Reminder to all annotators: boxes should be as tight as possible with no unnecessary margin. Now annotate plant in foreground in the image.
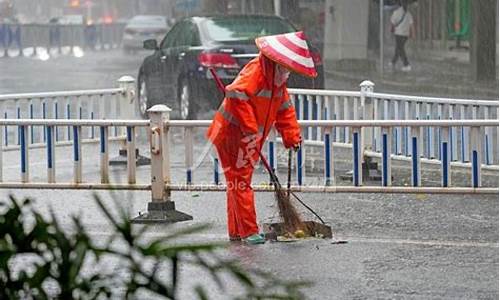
[0,194,308,299]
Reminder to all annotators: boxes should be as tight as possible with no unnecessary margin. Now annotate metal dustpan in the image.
[262,221,333,241]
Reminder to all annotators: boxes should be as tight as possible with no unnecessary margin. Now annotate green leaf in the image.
[93,194,120,230]
[227,264,254,288]
[29,263,51,287]
[195,285,209,300]
[68,242,88,281]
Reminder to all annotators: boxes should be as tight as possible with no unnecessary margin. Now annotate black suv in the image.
[137,15,325,119]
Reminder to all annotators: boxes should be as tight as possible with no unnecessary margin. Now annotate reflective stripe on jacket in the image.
[207,56,301,149]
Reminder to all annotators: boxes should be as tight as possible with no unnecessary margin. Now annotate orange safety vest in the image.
[207,56,301,149]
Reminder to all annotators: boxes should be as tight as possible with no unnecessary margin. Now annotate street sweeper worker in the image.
[207,31,318,245]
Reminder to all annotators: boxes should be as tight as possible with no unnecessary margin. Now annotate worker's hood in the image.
[274,64,290,87]
[259,53,275,85]
[258,53,289,87]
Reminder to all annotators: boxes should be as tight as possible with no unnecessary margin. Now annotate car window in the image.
[160,23,182,49]
[188,24,201,46]
[172,22,189,47]
[171,21,200,47]
[200,16,295,42]
[129,15,166,27]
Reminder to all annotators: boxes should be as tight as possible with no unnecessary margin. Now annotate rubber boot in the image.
[244,234,266,245]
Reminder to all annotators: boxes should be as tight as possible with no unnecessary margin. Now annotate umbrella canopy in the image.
[255,31,317,78]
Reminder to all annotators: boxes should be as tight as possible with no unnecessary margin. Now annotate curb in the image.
[326,70,498,99]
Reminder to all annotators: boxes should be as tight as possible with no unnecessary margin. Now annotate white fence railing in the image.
[173,118,498,193]
[0,105,496,223]
[288,81,499,168]
[0,23,124,56]
[0,76,136,150]
[0,108,496,195]
[1,79,497,172]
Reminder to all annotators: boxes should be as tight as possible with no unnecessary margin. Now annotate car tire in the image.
[178,78,197,120]
[137,73,149,119]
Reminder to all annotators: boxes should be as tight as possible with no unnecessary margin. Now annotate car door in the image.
[158,23,182,99]
[166,21,194,94]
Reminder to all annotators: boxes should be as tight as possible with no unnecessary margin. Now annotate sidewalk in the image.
[325,49,499,100]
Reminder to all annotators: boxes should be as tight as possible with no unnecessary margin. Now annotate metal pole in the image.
[274,0,281,16]
[379,0,384,76]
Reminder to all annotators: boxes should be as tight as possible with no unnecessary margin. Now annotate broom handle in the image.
[209,68,226,95]
[258,151,280,186]
[287,149,292,197]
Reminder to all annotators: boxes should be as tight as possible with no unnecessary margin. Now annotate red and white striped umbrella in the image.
[255,31,317,78]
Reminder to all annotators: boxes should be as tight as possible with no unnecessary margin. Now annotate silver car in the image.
[122,15,168,53]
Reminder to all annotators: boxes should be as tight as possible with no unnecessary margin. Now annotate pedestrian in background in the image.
[390,0,415,72]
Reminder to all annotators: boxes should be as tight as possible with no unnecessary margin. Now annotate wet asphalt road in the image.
[0,49,498,299]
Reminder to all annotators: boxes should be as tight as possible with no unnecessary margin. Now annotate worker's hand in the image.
[291,136,302,152]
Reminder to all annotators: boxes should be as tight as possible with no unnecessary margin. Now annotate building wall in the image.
[323,0,370,62]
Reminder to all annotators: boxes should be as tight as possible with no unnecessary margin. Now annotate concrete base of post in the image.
[132,201,193,224]
[109,149,150,166]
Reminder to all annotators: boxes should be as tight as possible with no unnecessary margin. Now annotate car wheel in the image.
[178,78,197,120]
[137,74,149,118]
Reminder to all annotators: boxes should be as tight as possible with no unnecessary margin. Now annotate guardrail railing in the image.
[0,76,136,150]
[0,23,124,56]
[0,107,496,193]
[0,118,148,186]
[0,106,496,222]
[288,81,499,168]
[172,117,498,194]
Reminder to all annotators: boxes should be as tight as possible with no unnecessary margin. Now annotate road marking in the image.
[79,230,499,248]
[346,237,498,248]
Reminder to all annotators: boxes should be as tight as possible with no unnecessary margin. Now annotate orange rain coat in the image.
[207,54,301,239]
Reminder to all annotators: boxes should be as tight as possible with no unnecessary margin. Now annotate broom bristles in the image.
[275,186,304,234]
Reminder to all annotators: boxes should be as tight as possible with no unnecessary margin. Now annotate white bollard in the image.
[118,75,136,119]
[132,105,192,224]
[360,80,374,153]
[149,105,171,202]
[111,76,150,166]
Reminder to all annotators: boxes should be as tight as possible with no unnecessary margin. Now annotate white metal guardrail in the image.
[3,78,496,170]
[0,76,136,151]
[288,81,499,169]
[0,109,496,195]
[173,118,498,194]
[0,23,124,56]
[0,118,148,186]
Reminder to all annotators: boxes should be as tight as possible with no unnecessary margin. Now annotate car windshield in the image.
[201,16,294,42]
[129,16,166,27]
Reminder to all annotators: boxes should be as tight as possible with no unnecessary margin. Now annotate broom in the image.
[258,147,304,234]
